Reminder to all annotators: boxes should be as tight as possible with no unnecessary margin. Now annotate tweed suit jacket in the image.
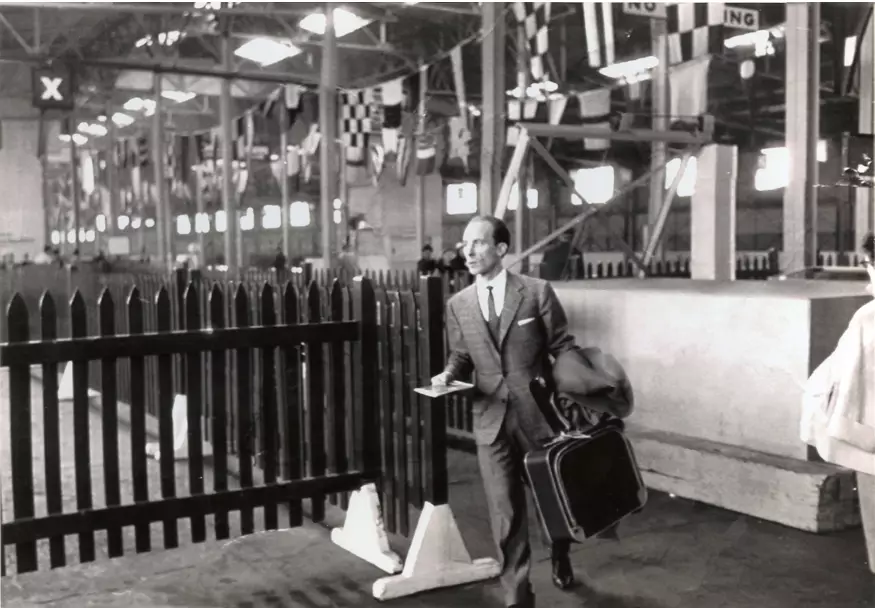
[444,271,576,445]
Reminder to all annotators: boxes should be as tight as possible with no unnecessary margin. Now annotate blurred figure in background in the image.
[801,232,875,573]
[417,244,439,276]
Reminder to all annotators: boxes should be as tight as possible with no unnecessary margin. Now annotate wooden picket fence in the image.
[0,275,448,575]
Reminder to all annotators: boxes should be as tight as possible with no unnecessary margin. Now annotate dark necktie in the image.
[486,286,500,346]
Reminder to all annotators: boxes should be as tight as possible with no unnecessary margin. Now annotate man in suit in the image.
[431,216,577,608]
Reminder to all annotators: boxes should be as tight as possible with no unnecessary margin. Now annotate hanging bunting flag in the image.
[513,2,552,81]
[341,89,373,164]
[301,124,320,183]
[668,55,712,122]
[581,2,617,68]
[548,95,568,126]
[448,115,471,172]
[369,141,385,185]
[576,88,611,150]
[381,78,404,156]
[450,45,468,125]
[667,3,724,66]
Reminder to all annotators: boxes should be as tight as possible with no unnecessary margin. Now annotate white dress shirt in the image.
[475,268,507,321]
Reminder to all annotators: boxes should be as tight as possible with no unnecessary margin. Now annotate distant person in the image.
[273,246,287,273]
[34,246,52,265]
[416,244,439,276]
[448,244,467,274]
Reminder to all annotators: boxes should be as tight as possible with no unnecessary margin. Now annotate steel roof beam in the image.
[517,123,713,145]
[0,55,318,86]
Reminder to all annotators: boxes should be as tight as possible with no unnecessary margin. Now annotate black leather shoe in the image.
[551,552,575,590]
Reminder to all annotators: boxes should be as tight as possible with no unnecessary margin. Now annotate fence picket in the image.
[282,283,304,528]
[208,285,230,540]
[183,284,207,543]
[70,290,97,563]
[155,287,178,549]
[329,280,349,510]
[98,289,124,558]
[39,292,66,567]
[234,284,255,535]
[127,287,151,553]
[306,281,327,523]
[388,290,409,536]
[260,283,280,531]
[7,294,37,572]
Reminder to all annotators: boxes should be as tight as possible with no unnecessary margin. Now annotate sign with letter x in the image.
[31,66,74,111]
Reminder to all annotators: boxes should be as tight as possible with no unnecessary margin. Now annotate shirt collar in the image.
[477,267,508,291]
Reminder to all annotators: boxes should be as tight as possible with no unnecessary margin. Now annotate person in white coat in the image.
[801,235,875,573]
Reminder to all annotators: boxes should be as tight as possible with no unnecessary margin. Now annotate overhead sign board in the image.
[723,6,759,31]
[31,66,74,111]
[623,3,666,18]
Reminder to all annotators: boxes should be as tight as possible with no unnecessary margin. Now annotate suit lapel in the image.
[498,272,525,348]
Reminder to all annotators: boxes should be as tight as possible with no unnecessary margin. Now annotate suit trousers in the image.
[477,396,568,607]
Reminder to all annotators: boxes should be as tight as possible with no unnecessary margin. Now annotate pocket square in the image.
[517,317,536,327]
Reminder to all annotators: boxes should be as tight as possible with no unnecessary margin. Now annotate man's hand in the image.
[431,371,453,387]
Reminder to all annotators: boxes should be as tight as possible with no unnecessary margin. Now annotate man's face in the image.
[461,219,506,275]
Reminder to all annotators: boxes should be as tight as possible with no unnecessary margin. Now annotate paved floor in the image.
[2,372,874,607]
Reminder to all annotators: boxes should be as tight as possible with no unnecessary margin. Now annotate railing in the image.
[1,275,448,575]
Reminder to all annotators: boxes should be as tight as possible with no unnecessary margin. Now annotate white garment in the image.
[801,299,875,475]
[475,268,507,320]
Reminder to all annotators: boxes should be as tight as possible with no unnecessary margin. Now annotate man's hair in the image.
[468,216,511,248]
[421,244,433,253]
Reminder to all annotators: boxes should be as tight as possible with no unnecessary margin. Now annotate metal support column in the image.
[279,97,290,258]
[514,23,529,271]
[70,115,81,253]
[220,34,237,274]
[152,71,169,271]
[414,64,427,252]
[782,3,820,271]
[195,166,205,259]
[480,1,506,214]
[856,16,874,243]
[106,102,118,236]
[319,3,338,267]
[648,17,669,259]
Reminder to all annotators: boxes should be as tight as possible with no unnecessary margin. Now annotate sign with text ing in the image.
[723,6,759,31]
[623,3,666,18]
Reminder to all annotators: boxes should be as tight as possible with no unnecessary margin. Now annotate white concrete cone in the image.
[57,361,100,401]
[145,394,213,461]
[371,502,500,600]
[331,483,403,574]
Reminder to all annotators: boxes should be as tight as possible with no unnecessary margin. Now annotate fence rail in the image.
[1,275,447,576]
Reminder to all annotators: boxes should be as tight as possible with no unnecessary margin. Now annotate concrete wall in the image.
[348,170,443,268]
[554,280,871,460]
[0,98,45,261]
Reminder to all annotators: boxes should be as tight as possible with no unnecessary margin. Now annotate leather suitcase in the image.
[524,378,647,544]
[524,423,647,543]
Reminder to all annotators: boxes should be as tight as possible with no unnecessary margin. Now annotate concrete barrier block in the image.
[627,426,861,533]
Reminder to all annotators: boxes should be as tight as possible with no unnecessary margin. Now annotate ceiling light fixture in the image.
[235,37,302,66]
[112,112,135,127]
[299,8,371,37]
[599,56,658,80]
[162,90,197,103]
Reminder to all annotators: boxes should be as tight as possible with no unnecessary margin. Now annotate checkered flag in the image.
[513,2,552,81]
[580,2,619,68]
[667,3,724,66]
[341,89,372,164]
